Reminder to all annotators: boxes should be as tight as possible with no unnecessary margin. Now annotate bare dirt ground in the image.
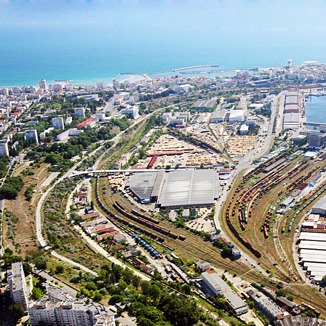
[3,162,51,256]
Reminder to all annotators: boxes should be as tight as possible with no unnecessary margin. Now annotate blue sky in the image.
[1,0,326,35]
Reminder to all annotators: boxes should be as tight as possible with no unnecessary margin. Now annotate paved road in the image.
[35,270,78,298]
[213,92,284,278]
[36,108,169,278]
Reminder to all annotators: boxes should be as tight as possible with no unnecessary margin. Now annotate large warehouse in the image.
[311,195,326,216]
[158,169,218,208]
[126,169,218,208]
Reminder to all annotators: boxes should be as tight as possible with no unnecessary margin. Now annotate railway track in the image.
[95,177,268,278]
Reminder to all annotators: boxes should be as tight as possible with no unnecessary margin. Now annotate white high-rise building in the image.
[8,262,29,310]
[112,78,119,90]
[53,84,63,93]
[51,117,65,130]
[65,82,74,91]
[39,79,47,90]
[0,139,9,157]
[28,287,115,326]
[96,81,107,90]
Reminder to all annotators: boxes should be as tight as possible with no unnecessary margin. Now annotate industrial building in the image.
[127,171,159,203]
[298,210,326,283]
[201,271,248,315]
[311,196,326,216]
[126,169,218,208]
[192,99,216,111]
[229,110,245,122]
[283,112,300,129]
[309,131,326,149]
[158,169,217,208]
[283,90,301,130]
[210,109,227,123]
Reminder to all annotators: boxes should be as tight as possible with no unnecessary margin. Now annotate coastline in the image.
[0,64,241,88]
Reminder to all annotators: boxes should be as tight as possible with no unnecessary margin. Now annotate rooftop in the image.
[158,169,217,208]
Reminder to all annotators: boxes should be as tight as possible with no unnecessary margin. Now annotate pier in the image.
[303,121,326,131]
[121,64,219,76]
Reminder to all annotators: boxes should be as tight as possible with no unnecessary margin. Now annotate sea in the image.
[305,96,326,124]
[1,0,326,126]
[1,31,325,87]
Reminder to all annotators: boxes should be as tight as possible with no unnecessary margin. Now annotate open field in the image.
[3,162,51,255]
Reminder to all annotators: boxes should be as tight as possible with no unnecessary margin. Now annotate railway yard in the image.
[3,84,326,326]
[221,149,326,313]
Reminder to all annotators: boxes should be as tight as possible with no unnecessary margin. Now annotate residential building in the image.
[66,116,73,125]
[52,117,65,130]
[309,131,323,149]
[112,78,119,90]
[39,79,47,90]
[40,127,54,140]
[247,289,284,321]
[8,262,29,309]
[24,129,39,145]
[121,106,139,119]
[53,84,63,93]
[28,287,115,326]
[96,81,107,90]
[57,128,84,142]
[74,107,86,117]
[0,138,9,157]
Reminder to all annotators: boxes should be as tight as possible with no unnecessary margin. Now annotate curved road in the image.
[36,108,169,278]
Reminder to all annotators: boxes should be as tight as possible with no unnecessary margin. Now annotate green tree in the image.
[31,287,44,300]
[275,289,286,297]
[8,304,25,320]
[137,317,155,326]
[286,295,294,302]
[93,291,103,302]
[55,265,64,274]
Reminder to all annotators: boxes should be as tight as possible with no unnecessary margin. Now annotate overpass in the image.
[69,168,182,177]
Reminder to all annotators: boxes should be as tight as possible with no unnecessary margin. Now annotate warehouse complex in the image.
[298,195,326,283]
[126,169,218,208]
